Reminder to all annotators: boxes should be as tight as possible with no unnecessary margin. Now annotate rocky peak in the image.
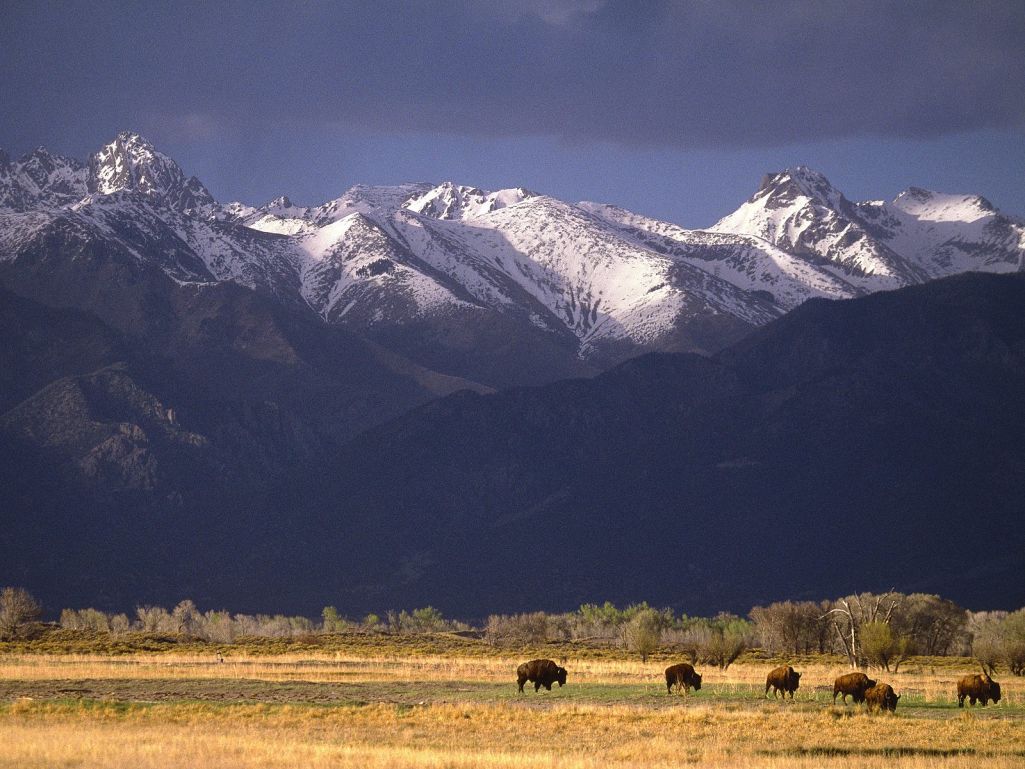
[755,166,847,211]
[88,132,215,212]
[405,182,534,220]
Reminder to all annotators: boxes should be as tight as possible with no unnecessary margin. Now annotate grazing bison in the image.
[516,659,567,693]
[833,672,877,704]
[665,663,702,695]
[765,665,801,699]
[957,674,1001,707]
[865,683,900,712]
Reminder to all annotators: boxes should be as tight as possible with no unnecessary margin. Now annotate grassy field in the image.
[1,644,1022,768]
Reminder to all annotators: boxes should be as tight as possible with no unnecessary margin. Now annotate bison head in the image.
[693,672,702,691]
[556,667,567,687]
[992,682,1002,703]
[866,678,877,689]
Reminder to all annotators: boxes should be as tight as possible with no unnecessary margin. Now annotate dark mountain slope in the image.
[0,290,129,411]
[0,281,489,610]
[3,273,1023,616]
[269,272,1025,616]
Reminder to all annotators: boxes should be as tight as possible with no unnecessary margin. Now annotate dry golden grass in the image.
[1,654,1022,768]
[1,699,1023,769]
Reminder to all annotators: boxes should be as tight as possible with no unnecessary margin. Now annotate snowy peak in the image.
[718,166,1024,287]
[754,166,848,211]
[404,182,534,220]
[891,187,996,223]
[0,147,88,211]
[87,132,214,212]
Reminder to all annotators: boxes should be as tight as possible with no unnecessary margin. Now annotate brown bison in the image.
[665,662,702,695]
[833,672,877,704]
[957,674,1001,707]
[516,659,567,693]
[765,665,801,699]
[865,683,900,712]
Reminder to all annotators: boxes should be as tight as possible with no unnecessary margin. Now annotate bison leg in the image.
[981,697,989,706]
[667,680,674,695]
[970,696,977,706]
[544,682,552,691]
[517,677,526,693]
[534,681,542,692]
[958,694,964,707]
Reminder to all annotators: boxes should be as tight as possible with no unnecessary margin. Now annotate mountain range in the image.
[1,132,1023,616]
[3,133,1022,385]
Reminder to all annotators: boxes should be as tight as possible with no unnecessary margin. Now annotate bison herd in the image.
[515,658,1004,713]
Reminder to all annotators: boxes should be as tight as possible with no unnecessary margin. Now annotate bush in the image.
[860,620,915,672]
[622,608,662,662]
[485,612,551,646]
[699,615,751,670]
[322,606,349,632]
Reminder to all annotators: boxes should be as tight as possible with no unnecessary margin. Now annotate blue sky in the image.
[2,1,1023,226]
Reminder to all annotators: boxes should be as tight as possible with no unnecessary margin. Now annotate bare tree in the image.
[893,594,968,656]
[171,600,201,635]
[0,587,42,640]
[750,601,827,654]
[821,591,904,668]
[1002,609,1025,676]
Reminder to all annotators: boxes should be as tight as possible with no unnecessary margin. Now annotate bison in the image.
[833,672,877,704]
[665,662,702,695]
[516,659,567,693]
[765,665,801,699]
[865,683,900,712]
[957,674,1001,707]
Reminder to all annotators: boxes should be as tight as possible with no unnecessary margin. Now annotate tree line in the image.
[2,586,1023,675]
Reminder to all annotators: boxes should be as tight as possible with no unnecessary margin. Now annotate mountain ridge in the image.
[3,133,1022,387]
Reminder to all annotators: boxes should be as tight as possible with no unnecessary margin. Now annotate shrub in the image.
[485,612,551,646]
[322,606,348,632]
[860,620,915,672]
[622,608,662,662]
[699,615,751,670]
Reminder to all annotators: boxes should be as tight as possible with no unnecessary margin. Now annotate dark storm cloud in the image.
[1,0,1023,152]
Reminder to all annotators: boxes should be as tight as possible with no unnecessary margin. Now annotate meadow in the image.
[1,638,1022,768]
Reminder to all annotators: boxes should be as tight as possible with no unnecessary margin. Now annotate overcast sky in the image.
[2,0,1023,226]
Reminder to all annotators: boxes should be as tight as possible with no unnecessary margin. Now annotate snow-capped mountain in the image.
[711,166,1024,288]
[2,134,1023,386]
